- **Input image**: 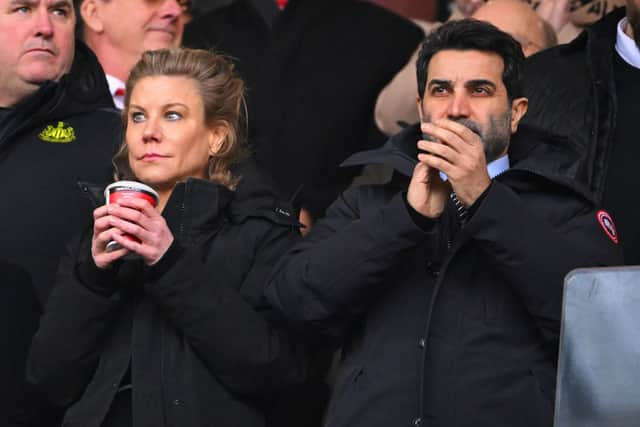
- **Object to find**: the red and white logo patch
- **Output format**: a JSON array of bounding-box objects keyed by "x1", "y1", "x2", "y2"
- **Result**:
[{"x1": 597, "y1": 210, "x2": 618, "y2": 244}]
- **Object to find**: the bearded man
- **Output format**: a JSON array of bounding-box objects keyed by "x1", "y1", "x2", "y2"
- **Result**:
[{"x1": 265, "y1": 19, "x2": 622, "y2": 427}]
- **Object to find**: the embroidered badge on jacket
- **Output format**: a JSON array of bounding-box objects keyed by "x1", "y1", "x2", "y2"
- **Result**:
[{"x1": 39, "y1": 121, "x2": 76, "y2": 143}]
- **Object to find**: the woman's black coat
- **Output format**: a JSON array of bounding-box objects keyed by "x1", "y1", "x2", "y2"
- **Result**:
[{"x1": 27, "y1": 175, "x2": 306, "y2": 427}]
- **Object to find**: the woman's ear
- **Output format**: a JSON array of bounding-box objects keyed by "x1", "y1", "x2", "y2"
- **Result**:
[{"x1": 208, "y1": 124, "x2": 228, "y2": 156}]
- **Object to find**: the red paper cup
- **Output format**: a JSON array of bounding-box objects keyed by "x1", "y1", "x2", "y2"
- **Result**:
[{"x1": 104, "y1": 181, "x2": 159, "y2": 252}]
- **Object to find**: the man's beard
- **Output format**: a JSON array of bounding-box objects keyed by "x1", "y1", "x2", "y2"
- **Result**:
[
  {"x1": 452, "y1": 113, "x2": 512, "y2": 163},
  {"x1": 421, "y1": 111, "x2": 512, "y2": 163}
]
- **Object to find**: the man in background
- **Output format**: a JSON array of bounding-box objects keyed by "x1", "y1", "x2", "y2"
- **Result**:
[{"x1": 74, "y1": 0, "x2": 185, "y2": 108}]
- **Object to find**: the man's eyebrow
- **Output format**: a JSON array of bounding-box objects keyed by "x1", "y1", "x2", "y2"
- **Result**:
[
  {"x1": 427, "y1": 79, "x2": 452, "y2": 88},
  {"x1": 9, "y1": 0, "x2": 37, "y2": 6},
  {"x1": 8, "y1": 0, "x2": 73, "y2": 7},
  {"x1": 465, "y1": 79, "x2": 497, "y2": 90},
  {"x1": 49, "y1": 0, "x2": 73, "y2": 8}
]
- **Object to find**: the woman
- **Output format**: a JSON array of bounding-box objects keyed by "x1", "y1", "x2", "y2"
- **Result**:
[{"x1": 27, "y1": 49, "x2": 307, "y2": 427}]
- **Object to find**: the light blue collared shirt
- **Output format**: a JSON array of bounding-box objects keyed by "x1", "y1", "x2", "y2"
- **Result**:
[
  {"x1": 440, "y1": 154, "x2": 510, "y2": 181},
  {"x1": 615, "y1": 18, "x2": 640, "y2": 70}
]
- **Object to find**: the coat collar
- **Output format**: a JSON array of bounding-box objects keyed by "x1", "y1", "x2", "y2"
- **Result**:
[{"x1": 341, "y1": 123, "x2": 594, "y2": 202}]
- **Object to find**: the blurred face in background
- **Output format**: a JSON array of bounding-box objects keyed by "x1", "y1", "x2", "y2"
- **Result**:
[
  {"x1": 472, "y1": 0, "x2": 551, "y2": 57},
  {"x1": 81, "y1": 0, "x2": 183, "y2": 58},
  {"x1": 455, "y1": 0, "x2": 486, "y2": 17}
]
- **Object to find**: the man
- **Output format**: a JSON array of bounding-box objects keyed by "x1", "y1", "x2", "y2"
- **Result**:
[
  {"x1": 375, "y1": 0, "x2": 557, "y2": 137},
  {"x1": 266, "y1": 20, "x2": 621, "y2": 427},
  {"x1": 0, "y1": 0, "x2": 119, "y2": 423},
  {"x1": 74, "y1": 0, "x2": 184, "y2": 108},
  {"x1": 183, "y1": 0, "x2": 423, "y2": 227},
  {"x1": 0, "y1": 0, "x2": 120, "y2": 303},
  {"x1": 521, "y1": 1, "x2": 639, "y2": 264}
]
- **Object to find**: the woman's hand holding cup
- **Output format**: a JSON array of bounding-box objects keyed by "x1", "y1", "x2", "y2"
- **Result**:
[
  {"x1": 104, "y1": 197, "x2": 174, "y2": 266},
  {"x1": 92, "y1": 204, "x2": 130, "y2": 269},
  {"x1": 92, "y1": 181, "x2": 173, "y2": 268}
]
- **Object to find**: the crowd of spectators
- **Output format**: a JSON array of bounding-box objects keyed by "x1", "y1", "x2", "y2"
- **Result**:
[{"x1": 1, "y1": 0, "x2": 638, "y2": 425}]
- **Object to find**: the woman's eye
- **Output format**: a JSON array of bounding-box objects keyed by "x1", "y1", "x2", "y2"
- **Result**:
[
  {"x1": 131, "y1": 112, "x2": 145, "y2": 123},
  {"x1": 165, "y1": 111, "x2": 182, "y2": 121}
]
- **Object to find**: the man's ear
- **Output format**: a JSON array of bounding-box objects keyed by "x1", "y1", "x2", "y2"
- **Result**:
[
  {"x1": 509, "y1": 97, "x2": 528, "y2": 133},
  {"x1": 81, "y1": 0, "x2": 104, "y2": 34}
]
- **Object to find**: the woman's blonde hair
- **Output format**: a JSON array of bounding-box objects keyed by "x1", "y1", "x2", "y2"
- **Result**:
[{"x1": 113, "y1": 48, "x2": 248, "y2": 189}]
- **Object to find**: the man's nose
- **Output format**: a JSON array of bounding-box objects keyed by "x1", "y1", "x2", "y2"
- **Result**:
[
  {"x1": 33, "y1": 8, "x2": 54, "y2": 38},
  {"x1": 160, "y1": 0, "x2": 182, "y2": 19},
  {"x1": 447, "y1": 92, "x2": 471, "y2": 118}
]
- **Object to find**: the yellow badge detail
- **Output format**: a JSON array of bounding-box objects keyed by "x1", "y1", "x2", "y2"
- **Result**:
[{"x1": 39, "y1": 121, "x2": 76, "y2": 143}]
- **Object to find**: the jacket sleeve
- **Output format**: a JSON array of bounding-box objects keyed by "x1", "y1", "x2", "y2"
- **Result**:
[
  {"x1": 143, "y1": 222, "x2": 309, "y2": 396},
  {"x1": 26, "y1": 233, "x2": 124, "y2": 409},
  {"x1": 463, "y1": 180, "x2": 623, "y2": 345},
  {"x1": 265, "y1": 188, "x2": 436, "y2": 339}
]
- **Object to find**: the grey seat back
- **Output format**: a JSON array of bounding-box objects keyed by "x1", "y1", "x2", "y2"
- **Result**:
[{"x1": 555, "y1": 267, "x2": 640, "y2": 427}]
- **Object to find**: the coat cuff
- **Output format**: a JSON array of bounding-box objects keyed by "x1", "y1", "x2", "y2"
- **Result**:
[
  {"x1": 403, "y1": 192, "x2": 438, "y2": 232},
  {"x1": 145, "y1": 241, "x2": 186, "y2": 282},
  {"x1": 75, "y1": 253, "x2": 119, "y2": 297}
]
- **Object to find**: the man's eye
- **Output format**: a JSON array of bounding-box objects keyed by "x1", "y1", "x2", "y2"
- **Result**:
[
  {"x1": 14, "y1": 6, "x2": 30, "y2": 13},
  {"x1": 165, "y1": 111, "x2": 182, "y2": 121},
  {"x1": 473, "y1": 87, "x2": 490, "y2": 95},
  {"x1": 51, "y1": 8, "x2": 69, "y2": 17},
  {"x1": 131, "y1": 112, "x2": 145, "y2": 123},
  {"x1": 431, "y1": 87, "x2": 448, "y2": 95}
]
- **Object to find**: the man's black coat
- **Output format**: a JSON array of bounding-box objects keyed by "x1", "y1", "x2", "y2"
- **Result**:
[
  {"x1": 0, "y1": 41, "x2": 121, "y2": 303},
  {"x1": 266, "y1": 125, "x2": 622, "y2": 427},
  {"x1": 0, "y1": 261, "x2": 40, "y2": 427},
  {"x1": 520, "y1": 7, "x2": 625, "y2": 204}
]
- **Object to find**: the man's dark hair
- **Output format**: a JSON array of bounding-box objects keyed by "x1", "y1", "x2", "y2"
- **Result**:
[{"x1": 416, "y1": 19, "x2": 525, "y2": 101}]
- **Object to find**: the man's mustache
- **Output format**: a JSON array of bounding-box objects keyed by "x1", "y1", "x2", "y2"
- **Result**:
[{"x1": 450, "y1": 118, "x2": 482, "y2": 136}]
